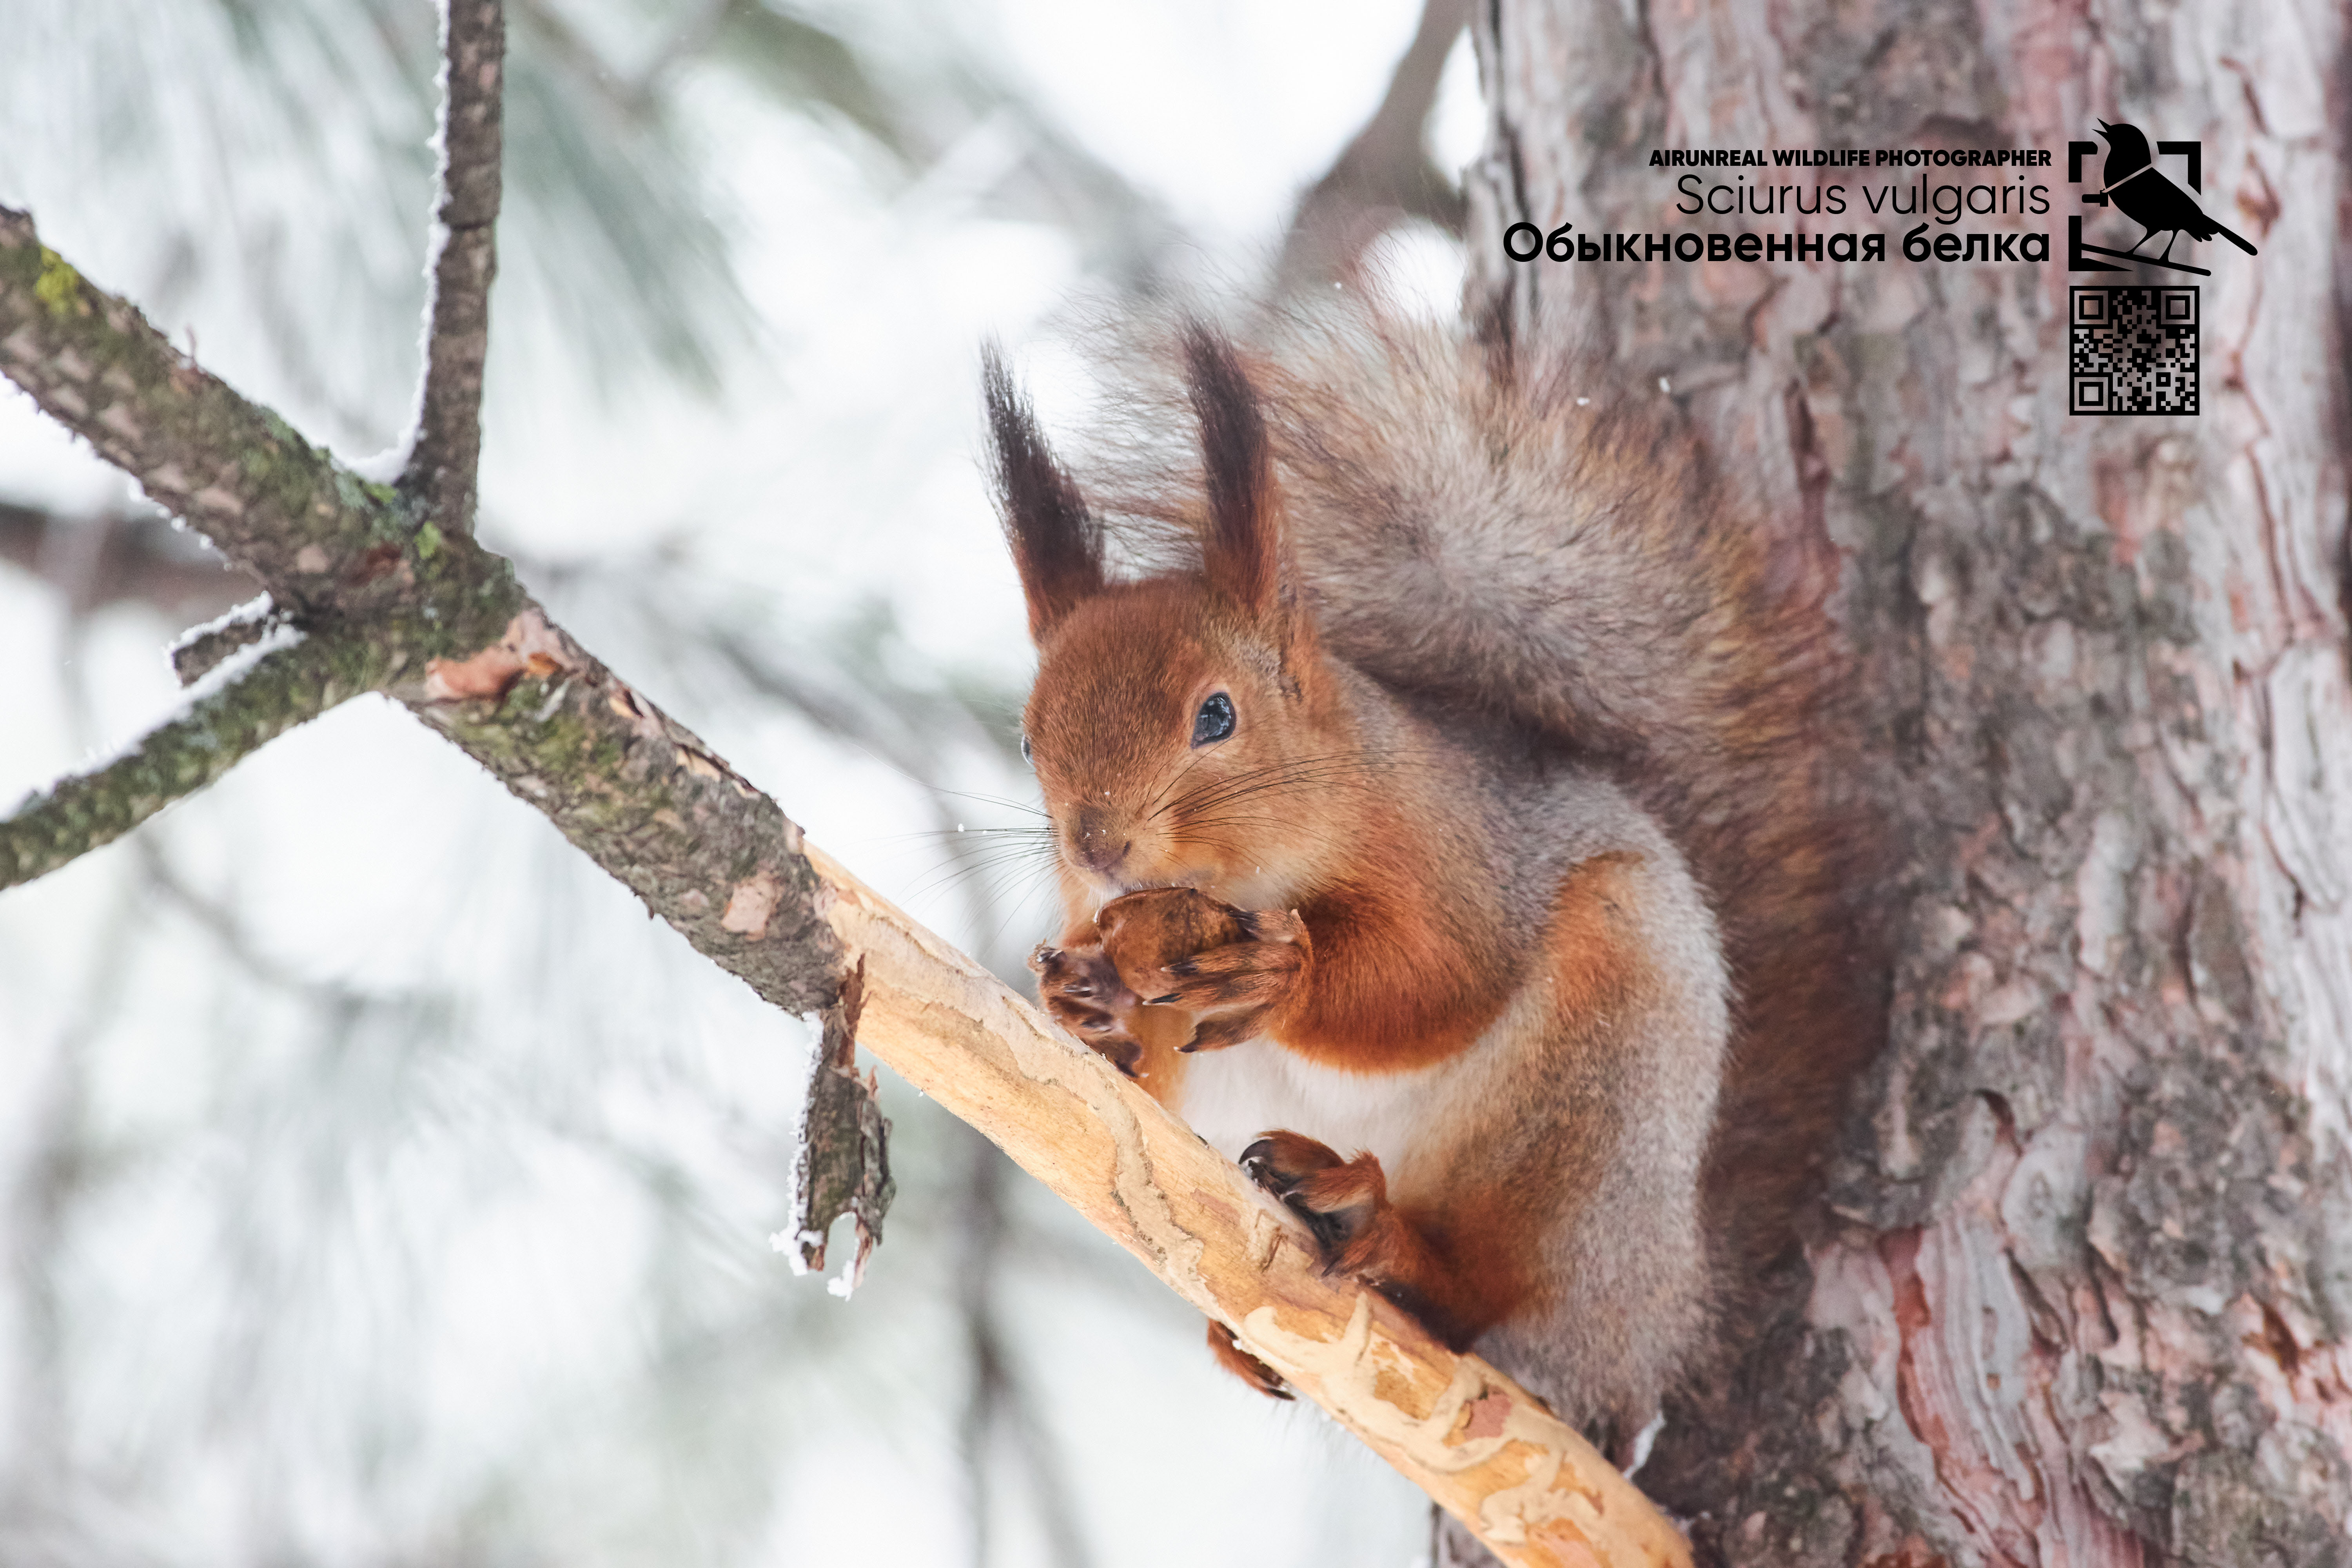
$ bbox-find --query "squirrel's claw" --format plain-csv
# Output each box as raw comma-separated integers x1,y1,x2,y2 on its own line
1239,1127,1451,1331
1032,941,1143,1074
1140,936,1306,1018
1145,908,1310,1041
1240,1131,1386,1261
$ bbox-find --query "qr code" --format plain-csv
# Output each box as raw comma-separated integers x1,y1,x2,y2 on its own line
2071,287,2198,415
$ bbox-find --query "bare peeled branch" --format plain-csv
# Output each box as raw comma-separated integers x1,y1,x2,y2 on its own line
806,844,1692,1568
0,205,1691,1568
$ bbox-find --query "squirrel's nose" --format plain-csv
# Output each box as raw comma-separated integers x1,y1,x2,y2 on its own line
1069,806,1131,875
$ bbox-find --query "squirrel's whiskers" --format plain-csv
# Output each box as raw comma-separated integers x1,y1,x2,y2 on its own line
984,306,1883,1453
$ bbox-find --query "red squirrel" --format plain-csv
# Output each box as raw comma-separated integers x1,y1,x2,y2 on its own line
983,309,1882,1453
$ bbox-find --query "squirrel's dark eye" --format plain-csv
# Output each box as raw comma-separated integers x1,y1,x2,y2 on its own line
1191,692,1236,746
1020,733,1033,765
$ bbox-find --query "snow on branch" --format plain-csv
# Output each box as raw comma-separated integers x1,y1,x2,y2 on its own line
0,212,1690,1568
0,205,523,642
402,0,506,538
0,625,381,889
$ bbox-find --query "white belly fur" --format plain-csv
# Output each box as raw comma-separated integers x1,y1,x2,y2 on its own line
1172,1035,1499,1197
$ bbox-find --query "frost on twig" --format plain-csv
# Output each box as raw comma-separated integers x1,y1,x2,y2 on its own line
170,592,289,684
0,626,388,890
786,960,895,1289
0,160,1690,1568
401,0,506,539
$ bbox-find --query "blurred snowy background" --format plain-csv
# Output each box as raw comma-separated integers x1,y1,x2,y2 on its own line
0,2,1483,1564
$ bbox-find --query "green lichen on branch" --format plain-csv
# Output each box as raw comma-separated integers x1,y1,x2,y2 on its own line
408,617,842,1017
0,630,393,890
0,205,518,651
33,248,81,319
0,208,854,1233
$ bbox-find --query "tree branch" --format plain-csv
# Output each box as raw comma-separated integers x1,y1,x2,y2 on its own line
169,593,288,684
0,626,384,889
403,0,506,538
0,499,250,619
0,212,1690,1568
1274,0,1470,290
0,208,523,639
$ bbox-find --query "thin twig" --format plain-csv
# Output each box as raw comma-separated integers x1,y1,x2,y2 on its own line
0,216,1691,1568
169,593,286,684
403,0,506,538
0,628,385,889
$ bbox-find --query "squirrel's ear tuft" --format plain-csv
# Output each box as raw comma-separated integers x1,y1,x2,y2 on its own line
985,342,1103,642
1181,322,1284,624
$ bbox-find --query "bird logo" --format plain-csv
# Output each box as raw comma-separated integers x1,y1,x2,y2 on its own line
2074,121,2257,275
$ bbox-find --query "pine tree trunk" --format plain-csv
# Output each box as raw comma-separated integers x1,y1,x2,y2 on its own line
1463,2,2352,1563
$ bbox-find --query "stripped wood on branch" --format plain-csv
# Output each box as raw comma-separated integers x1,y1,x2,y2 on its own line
0,102,1690,1568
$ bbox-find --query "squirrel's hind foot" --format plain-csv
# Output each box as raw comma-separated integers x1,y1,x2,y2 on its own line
1241,1131,1474,1346
1205,1319,1292,1399
1240,1130,1430,1290
1240,1131,1386,1257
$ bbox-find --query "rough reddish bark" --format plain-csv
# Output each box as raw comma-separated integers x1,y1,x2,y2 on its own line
1465,1,2352,1563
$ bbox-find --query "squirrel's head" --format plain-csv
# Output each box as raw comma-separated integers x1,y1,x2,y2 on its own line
985,326,1358,911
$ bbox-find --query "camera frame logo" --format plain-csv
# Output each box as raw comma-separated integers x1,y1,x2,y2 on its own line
2065,122,2256,417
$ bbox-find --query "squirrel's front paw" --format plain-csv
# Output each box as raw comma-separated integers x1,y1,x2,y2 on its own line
1029,942,1142,1077
1098,892,1310,1052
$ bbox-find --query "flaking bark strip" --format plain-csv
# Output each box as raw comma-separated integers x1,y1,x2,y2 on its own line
793,960,895,1280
